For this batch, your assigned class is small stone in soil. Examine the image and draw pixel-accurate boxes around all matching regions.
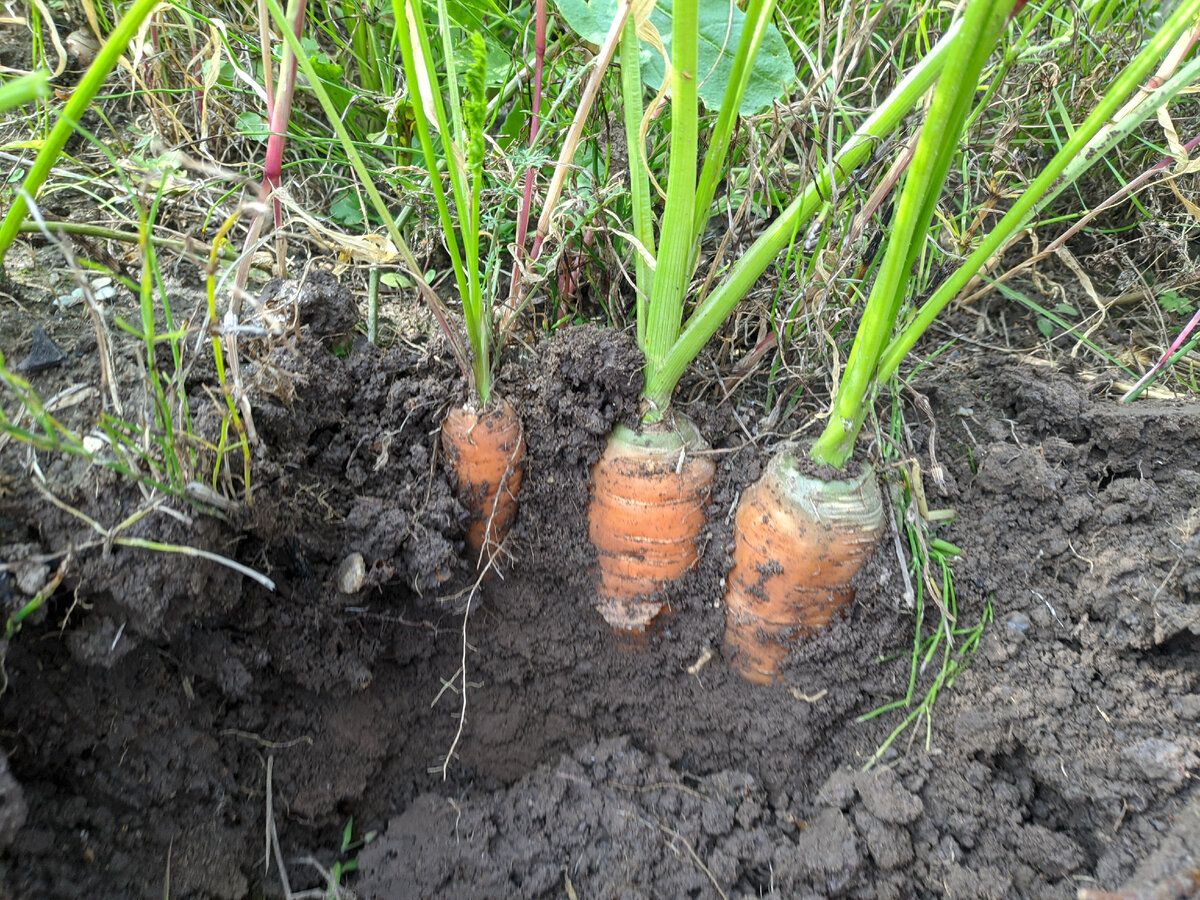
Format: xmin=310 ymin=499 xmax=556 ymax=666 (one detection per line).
xmin=16 ymin=325 xmax=66 ymax=373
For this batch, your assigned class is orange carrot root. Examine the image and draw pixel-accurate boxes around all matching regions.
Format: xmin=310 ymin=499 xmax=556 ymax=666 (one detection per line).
xmin=724 ymin=451 xmax=884 ymax=683
xmin=588 ymin=416 xmax=715 ymax=631
xmin=441 ymin=398 xmax=526 ymax=569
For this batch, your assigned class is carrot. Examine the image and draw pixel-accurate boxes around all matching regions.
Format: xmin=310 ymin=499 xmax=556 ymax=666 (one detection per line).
xmin=441 ymin=398 xmax=526 ymax=569
xmin=588 ymin=416 xmax=715 ymax=631
xmin=723 ymin=450 xmax=884 ymax=683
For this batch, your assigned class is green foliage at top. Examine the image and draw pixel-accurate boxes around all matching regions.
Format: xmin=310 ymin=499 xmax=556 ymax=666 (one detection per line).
xmin=464 ymin=33 xmax=489 ymax=173
xmin=0 ymin=72 xmax=49 ymax=112
xmin=444 ymin=0 xmax=512 ymax=32
xmin=554 ymin=0 xmax=794 ymax=114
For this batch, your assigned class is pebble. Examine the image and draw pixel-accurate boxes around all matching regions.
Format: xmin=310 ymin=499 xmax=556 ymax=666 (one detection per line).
xmin=1006 ymin=611 xmax=1031 ymax=636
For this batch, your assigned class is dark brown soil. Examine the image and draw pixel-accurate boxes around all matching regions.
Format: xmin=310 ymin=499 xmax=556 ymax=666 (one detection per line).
xmin=1 ymin=273 xmax=1197 ymax=899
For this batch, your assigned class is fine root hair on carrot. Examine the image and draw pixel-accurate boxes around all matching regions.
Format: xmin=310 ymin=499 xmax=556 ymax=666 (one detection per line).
xmin=441 ymin=398 xmax=526 ymax=571
xmin=588 ymin=413 xmax=715 ymax=632
xmin=723 ymin=449 xmax=885 ymax=684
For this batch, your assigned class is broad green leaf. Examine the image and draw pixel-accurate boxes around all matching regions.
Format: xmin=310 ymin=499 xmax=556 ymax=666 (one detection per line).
xmin=298 ymin=37 xmax=353 ymax=110
xmin=329 ymin=191 xmax=366 ymax=226
xmin=236 ymin=111 xmax=270 ymax=140
xmin=381 ymin=271 xmax=412 ymax=288
xmin=554 ymin=0 xmax=794 ymax=114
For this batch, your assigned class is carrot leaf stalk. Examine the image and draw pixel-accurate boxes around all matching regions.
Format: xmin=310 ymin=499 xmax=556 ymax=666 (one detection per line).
xmin=638 ymin=15 xmax=964 ymax=414
xmin=814 ymin=0 xmax=1200 ymax=465
xmin=808 ymin=0 xmax=1012 ymax=468
xmin=395 ymin=0 xmax=491 ymax=402
xmin=877 ymin=1 xmax=1200 ymax=391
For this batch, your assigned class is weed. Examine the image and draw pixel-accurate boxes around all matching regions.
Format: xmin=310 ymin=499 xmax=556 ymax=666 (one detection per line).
xmin=857 ymin=382 xmax=992 ymax=770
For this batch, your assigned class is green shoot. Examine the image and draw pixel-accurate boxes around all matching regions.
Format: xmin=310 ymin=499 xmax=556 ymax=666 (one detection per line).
xmin=206 ymin=213 xmax=255 ymax=498
xmin=638 ymin=17 xmax=965 ymax=413
xmin=875 ymin=0 xmax=1200 ymax=387
xmin=394 ymin=0 xmax=492 ymax=401
xmin=263 ymin=0 xmax=473 ymax=381
xmin=0 ymin=0 xmax=163 ymax=262
xmin=809 ymin=0 xmax=1013 ymax=467
xmin=622 ymin=0 xmax=789 ymax=419
xmin=266 ymin=0 xmax=614 ymax=406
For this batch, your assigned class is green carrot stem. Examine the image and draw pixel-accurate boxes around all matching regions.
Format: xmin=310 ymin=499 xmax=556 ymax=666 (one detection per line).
xmin=640 ymin=20 xmax=962 ymax=413
xmin=436 ymin=0 xmax=467 ymax=168
xmin=691 ymin=0 xmax=778 ymax=242
xmin=810 ymin=0 xmax=1012 ymax=467
xmin=641 ymin=0 xmax=699 ymax=418
xmin=875 ymin=0 xmax=1200 ymax=384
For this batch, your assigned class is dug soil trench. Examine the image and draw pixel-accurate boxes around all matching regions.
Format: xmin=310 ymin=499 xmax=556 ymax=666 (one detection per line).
xmin=1 ymin=275 xmax=1197 ymax=899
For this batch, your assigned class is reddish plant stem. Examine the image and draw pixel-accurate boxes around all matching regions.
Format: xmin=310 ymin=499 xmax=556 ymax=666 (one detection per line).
xmin=235 ymin=0 xmax=307 ymax=305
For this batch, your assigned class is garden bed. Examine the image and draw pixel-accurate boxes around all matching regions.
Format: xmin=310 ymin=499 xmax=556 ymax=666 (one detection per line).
xmin=1 ymin=274 xmax=1197 ymax=898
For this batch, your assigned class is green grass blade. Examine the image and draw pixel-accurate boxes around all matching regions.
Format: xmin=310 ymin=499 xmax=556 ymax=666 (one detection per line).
xmin=0 ymin=0 xmax=162 ymax=261
xmin=989 ymin=280 xmax=1135 ymax=374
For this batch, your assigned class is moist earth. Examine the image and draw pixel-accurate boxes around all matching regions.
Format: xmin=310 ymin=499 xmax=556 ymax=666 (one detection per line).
xmin=0 ymin=275 xmax=1197 ymax=898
